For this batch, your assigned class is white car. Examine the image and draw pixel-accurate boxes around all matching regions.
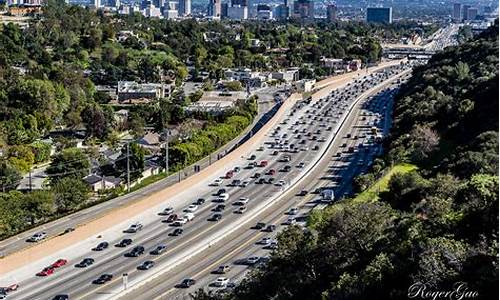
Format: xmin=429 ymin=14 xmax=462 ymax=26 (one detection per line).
xmin=212 ymin=179 xmax=224 ymax=186
xmin=172 ymin=219 xmax=187 ymax=226
xmin=27 ymin=232 xmax=47 ymax=242
xmin=246 ymin=256 xmax=260 ymax=265
xmin=257 ymin=237 xmax=272 ymax=245
xmin=240 ymin=181 xmax=249 ymax=187
xmin=124 ymin=223 xmax=143 ymax=233
xmin=183 ymin=213 xmax=195 ymax=222
xmin=283 ymin=218 xmax=296 ymax=225
xmin=185 ymin=204 xmax=198 ymax=212
xmin=288 ymin=208 xmax=299 ymax=215
xmin=219 ymin=193 xmax=229 ymax=201
xmin=275 ymin=180 xmax=286 ymax=186
xmin=213 ymin=277 xmax=229 ymax=287
xmin=236 ymin=197 xmax=249 ymax=205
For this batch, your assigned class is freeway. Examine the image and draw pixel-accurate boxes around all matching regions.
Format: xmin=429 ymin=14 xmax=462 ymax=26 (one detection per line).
xmin=119 ymin=71 xmax=412 ymax=300
xmin=0 ymin=89 xmax=278 ymax=258
xmin=0 ymin=62 xmax=412 ymax=300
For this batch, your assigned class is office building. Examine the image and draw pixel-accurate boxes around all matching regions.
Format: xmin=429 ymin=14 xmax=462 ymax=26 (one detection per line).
xmin=231 ymin=0 xmax=248 ymax=6
xmin=207 ymin=0 xmax=221 ymax=18
xmin=221 ymin=2 xmax=229 ymax=17
xmin=275 ymin=4 xmax=290 ymax=19
xmin=452 ymin=3 xmax=462 ymax=21
xmin=178 ymin=0 xmax=191 ymax=16
xmin=326 ymin=4 xmax=337 ymax=22
xmin=366 ymin=7 xmax=392 ymax=24
xmin=462 ymin=5 xmax=470 ymax=19
xmin=466 ymin=7 xmax=478 ymax=20
xmin=257 ymin=4 xmax=272 ymax=20
xmin=294 ymin=0 xmax=314 ymax=19
xmin=227 ymin=5 xmax=248 ymax=20
xmin=93 ymin=0 xmax=101 ymax=8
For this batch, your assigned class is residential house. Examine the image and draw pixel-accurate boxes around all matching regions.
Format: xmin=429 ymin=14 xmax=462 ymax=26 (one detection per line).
xmin=84 ymin=174 xmax=122 ymax=192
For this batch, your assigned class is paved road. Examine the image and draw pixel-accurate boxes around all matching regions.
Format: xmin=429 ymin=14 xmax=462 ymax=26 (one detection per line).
xmin=0 ymin=63 xmax=412 ymax=300
xmin=0 ymin=92 xmax=277 ymax=258
xmin=118 ymin=70 xmax=412 ymax=300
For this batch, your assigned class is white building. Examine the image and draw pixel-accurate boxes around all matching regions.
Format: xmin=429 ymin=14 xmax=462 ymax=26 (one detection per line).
xmin=272 ymin=69 xmax=299 ymax=82
xmin=178 ymin=0 xmax=191 ymax=16
xmin=117 ymin=81 xmax=171 ymax=102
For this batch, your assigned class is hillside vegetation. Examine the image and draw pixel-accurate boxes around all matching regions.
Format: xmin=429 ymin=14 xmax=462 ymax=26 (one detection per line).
xmin=195 ymin=22 xmax=499 ymax=300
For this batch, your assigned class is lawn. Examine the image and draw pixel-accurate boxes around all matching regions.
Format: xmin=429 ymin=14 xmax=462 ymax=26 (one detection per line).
xmin=352 ymin=163 xmax=418 ymax=203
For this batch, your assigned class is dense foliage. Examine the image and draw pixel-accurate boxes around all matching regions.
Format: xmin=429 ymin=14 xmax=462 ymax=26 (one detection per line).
xmin=196 ymin=23 xmax=499 ymax=300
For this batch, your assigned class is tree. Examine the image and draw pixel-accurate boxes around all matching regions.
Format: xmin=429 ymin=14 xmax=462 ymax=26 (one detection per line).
xmin=0 ymin=161 xmax=22 ymax=192
xmin=115 ymin=142 xmax=145 ymax=180
xmin=31 ymin=141 xmax=52 ymax=163
xmin=52 ymin=177 xmax=90 ymax=213
xmin=7 ymin=145 xmax=35 ymax=173
xmin=224 ymin=81 xmax=243 ymax=91
xmin=47 ymin=148 xmax=90 ymax=182
xmin=81 ymin=104 xmax=109 ymax=139
xmin=21 ymin=191 xmax=55 ymax=225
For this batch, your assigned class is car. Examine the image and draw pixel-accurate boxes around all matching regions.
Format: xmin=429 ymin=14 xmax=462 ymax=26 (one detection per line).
xmin=264 ymin=225 xmax=276 ymax=232
xmin=137 ymin=260 xmax=155 ymax=270
xmin=225 ymin=170 xmax=234 ymax=178
xmin=158 ymin=207 xmax=174 ymax=216
xmin=253 ymin=222 xmax=266 ymax=230
xmin=336 ymin=152 xmax=342 ymax=157
xmin=178 ymin=278 xmax=196 ymax=288
xmin=233 ymin=166 xmax=241 ymax=172
xmin=267 ymin=177 xmax=275 ymax=184
xmin=213 ymin=265 xmax=231 ymax=274
xmin=240 ymin=181 xmax=249 ymax=187
xmin=124 ymin=223 xmax=143 ymax=233
xmin=283 ymin=218 xmax=296 ymax=225
xmin=259 ymin=160 xmax=268 ymax=167
xmin=172 ymin=219 xmax=187 ymax=227
xmin=252 ymin=172 xmax=261 ymax=178
xmin=264 ymin=241 xmax=279 ymax=250
xmin=282 ymin=165 xmax=291 ymax=172
xmin=214 ymin=204 xmax=226 ymax=212
xmin=212 ymin=178 xmax=224 ymax=186
xmin=170 ymin=228 xmax=184 ymax=236
xmin=61 ymin=227 xmax=75 ymax=235
xmin=115 ymin=238 xmax=133 ymax=247
xmin=257 ymin=146 xmax=264 ymax=151
xmin=93 ymin=274 xmax=113 ymax=284
xmin=230 ymin=179 xmax=241 ymax=186
xmin=341 ymin=143 xmax=347 ymax=148
xmin=51 ymin=259 xmax=68 ymax=268
xmin=125 ymin=246 xmax=145 ymax=257
xmin=346 ymin=133 xmax=351 ymax=138
xmin=93 ymin=241 xmax=109 ymax=251
xmin=249 ymin=154 xmax=256 ymax=160
xmin=52 ymin=295 xmax=69 ymax=300
xmin=185 ymin=204 xmax=198 ymax=212
xmin=297 ymin=162 xmax=306 ymax=168
xmin=297 ymin=190 xmax=308 ymax=196
xmin=195 ymin=198 xmax=206 ymax=205
xmin=234 ymin=197 xmax=249 ymax=205
xmin=257 ymin=178 xmax=266 ymax=184
xmin=183 ymin=213 xmax=195 ymax=222
xmin=348 ymin=147 xmax=355 ymax=153
xmin=0 ymin=284 xmax=18 ymax=296
xmin=216 ymin=188 xmax=226 ymax=196
xmin=209 ymin=213 xmax=223 ymax=222
xmin=27 ymin=232 xmax=46 ymax=242
xmin=75 ymin=258 xmax=95 ymax=268
xmin=212 ymin=277 xmax=229 ymax=287
xmin=272 ymin=150 xmax=279 ymax=156
xmin=276 ymin=180 xmax=286 ymax=186
xmin=150 ymin=245 xmax=167 ymax=255
xmin=164 ymin=214 xmax=178 ymax=223
xmin=245 ymin=256 xmax=260 ymax=265
xmin=288 ymin=208 xmax=299 ymax=215
xmin=267 ymin=169 xmax=276 ymax=176
xmin=36 ymin=266 xmax=55 ymax=276
xmin=257 ymin=237 xmax=272 ymax=245
xmin=312 ymin=145 xmax=319 ymax=151
xmin=234 ymin=206 xmax=247 ymax=214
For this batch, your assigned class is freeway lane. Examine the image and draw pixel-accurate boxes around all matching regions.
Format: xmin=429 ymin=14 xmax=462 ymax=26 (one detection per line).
xmin=2 ymin=63 xmax=412 ymax=300
xmin=121 ymin=68 xmax=411 ymax=300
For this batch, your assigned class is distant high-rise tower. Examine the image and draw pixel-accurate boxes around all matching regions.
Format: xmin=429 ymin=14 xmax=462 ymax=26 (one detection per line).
xmin=366 ymin=7 xmax=392 ymax=24
xmin=94 ymin=0 xmax=101 ymax=8
xmin=208 ymin=0 xmax=221 ymax=18
xmin=326 ymin=4 xmax=337 ymax=22
xmin=294 ymin=0 xmax=314 ymax=19
xmin=179 ymin=0 xmax=191 ymax=16
xmin=452 ymin=3 xmax=462 ymax=21
xmin=462 ymin=5 xmax=470 ymax=20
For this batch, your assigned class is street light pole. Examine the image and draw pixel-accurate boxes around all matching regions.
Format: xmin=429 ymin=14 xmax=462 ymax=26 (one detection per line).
xmin=165 ymin=130 xmax=169 ymax=174
xmin=126 ymin=142 xmax=130 ymax=192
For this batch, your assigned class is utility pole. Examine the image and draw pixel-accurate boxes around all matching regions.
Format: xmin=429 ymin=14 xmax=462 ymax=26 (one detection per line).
xmin=165 ymin=130 xmax=169 ymax=174
xmin=28 ymin=169 xmax=32 ymax=192
xmin=126 ymin=142 xmax=130 ymax=192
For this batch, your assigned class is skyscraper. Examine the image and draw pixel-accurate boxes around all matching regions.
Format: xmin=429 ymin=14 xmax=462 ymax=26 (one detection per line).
xmin=466 ymin=7 xmax=478 ymax=20
xmin=179 ymin=0 xmax=191 ymax=16
xmin=207 ymin=0 xmax=221 ymax=18
xmin=326 ymin=4 xmax=337 ymax=22
xmin=462 ymin=5 xmax=470 ymax=20
xmin=452 ymin=3 xmax=462 ymax=21
xmin=366 ymin=7 xmax=392 ymax=24
xmin=294 ymin=0 xmax=314 ymax=19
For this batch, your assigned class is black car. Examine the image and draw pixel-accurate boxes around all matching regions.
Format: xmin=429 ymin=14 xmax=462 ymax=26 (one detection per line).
xmin=264 ymin=225 xmax=276 ymax=232
xmin=214 ymin=204 xmax=226 ymax=212
xmin=93 ymin=274 xmax=113 ymax=284
xmin=92 ymin=241 xmax=109 ymax=251
xmin=272 ymin=151 xmax=279 ymax=156
xmin=297 ymin=190 xmax=308 ymax=196
xmin=216 ymin=188 xmax=226 ymax=196
xmin=209 ymin=213 xmax=222 ymax=222
xmin=257 ymin=178 xmax=266 ymax=184
xmin=52 ymin=295 xmax=69 ymax=300
xmin=115 ymin=238 xmax=133 ymax=248
xmin=253 ymin=222 xmax=266 ymax=230
xmin=75 ymin=258 xmax=95 ymax=268
xmin=312 ymin=145 xmax=319 ymax=150
xmin=249 ymin=154 xmax=256 ymax=160
xmin=178 ymin=278 xmax=196 ymax=288
xmin=125 ymin=246 xmax=145 ymax=257
xmin=150 ymin=245 xmax=167 ymax=255
xmin=137 ymin=260 xmax=155 ymax=270
xmin=171 ymin=228 xmax=183 ymax=236
xmin=195 ymin=198 xmax=206 ymax=205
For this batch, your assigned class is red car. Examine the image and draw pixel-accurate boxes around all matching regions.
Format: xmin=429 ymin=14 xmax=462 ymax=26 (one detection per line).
xmin=267 ymin=169 xmax=276 ymax=176
xmin=260 ymin=160 xmax=268 ymax=167
xmin=225 ymin=171 xmax=234 ymax=179
xmin=51 ymin=259 xmax=68 ymax=268
xmin=37 ymin=266 xmax=55 ymax=276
